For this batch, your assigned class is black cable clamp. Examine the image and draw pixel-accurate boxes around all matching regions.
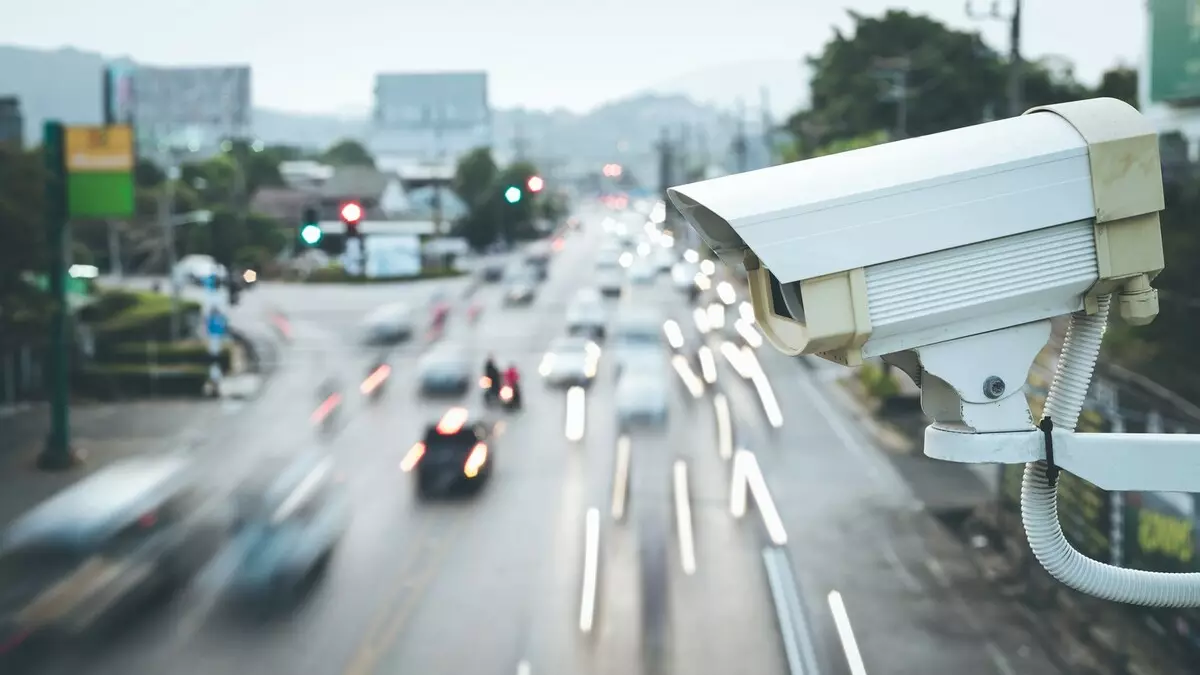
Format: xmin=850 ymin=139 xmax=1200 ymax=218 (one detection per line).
xmin=1038 ymin=416 xmax=1059 ymax=488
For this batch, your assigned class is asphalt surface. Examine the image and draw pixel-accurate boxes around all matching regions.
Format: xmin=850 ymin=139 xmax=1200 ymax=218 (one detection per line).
xmin=20 ymin=206 xmax=1068 ymax=675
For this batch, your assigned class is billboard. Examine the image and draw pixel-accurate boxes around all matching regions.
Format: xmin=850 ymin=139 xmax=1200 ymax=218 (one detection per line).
xmin=1149 ymin=0 xmax=1200 ymax=104
xmin=371 ymin=72 xmax=492 ymax=162
xmin=131 ymin=65 xmax=252 ymax=138
xmin=364 ymin=235 xmax=422 ymax=278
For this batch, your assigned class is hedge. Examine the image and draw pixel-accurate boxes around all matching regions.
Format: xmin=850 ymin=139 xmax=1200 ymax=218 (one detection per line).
xmin=303 ymin=266 xmax=465 ymax=284
xmin=78 ymin=289 xmax=143 ymax=322
xmin=92 ymin=292 xmax=202 ymax=342
xmin=76 ymin=363 xmax=211 ymax=400
xmin=102 ymin=339 xmax=232 ymax=371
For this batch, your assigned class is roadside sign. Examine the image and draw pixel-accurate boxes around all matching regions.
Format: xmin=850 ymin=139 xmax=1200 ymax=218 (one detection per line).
xmin=206 ymin=310 xmax=227 ymax=337
xmin=65 ymin=124 xmax=135 ymax=219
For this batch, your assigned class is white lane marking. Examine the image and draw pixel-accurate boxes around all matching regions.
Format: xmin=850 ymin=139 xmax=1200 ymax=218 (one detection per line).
xmin=880 ymin=538 xmax=925 ymax=594
xmin=791 ymin=367 xmax=903 ymax=496
xmin=984 ymin=642 xmax=1017 ymax=675
xmin=611 ymin=436 xmax=632 ymax=521
xmin=730 ymin=449 xmax=750 ymax=518
xmin=579 ymin=507 xmax=600 ymax=633
xmin=737 ymin=449 xmax=788 ymax=545
xmin=827 ymin=591 xmax=868 ymax=675
xmin=762 ymin=547 xmax=822 ymax=675
xmin=671 ymin=354 xmax=705 ymax=399
xmin=743 ymin=350 xmax=783 ymax=428
xmin=565 ymin=386 xmax=586 ymax=441
xmin=673 ymin=460 xmax=697 ymax=575
xmin=713 ymin=393 xmax=733 ymax=460
xmin=698 ymin=345 xmax=718 ymax=384
xmin=516 ymin=659 xmax=532 ymax=675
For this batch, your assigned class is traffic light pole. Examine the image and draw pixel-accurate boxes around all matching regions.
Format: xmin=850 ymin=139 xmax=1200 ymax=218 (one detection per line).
xmin=39 ymin=121 xmax=76 ymax=470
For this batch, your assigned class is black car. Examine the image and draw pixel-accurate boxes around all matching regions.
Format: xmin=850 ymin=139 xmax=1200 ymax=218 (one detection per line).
xmin=407 ymin=408 xmax=495 ymax=498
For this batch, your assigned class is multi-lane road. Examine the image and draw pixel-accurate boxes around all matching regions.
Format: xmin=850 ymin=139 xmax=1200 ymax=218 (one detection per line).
xmin=27 ymin=207 xmax=1068 ymax=675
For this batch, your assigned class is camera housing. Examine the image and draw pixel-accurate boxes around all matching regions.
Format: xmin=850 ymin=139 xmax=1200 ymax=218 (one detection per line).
xmin=667 ymin=98 xmax=1166 ymax=368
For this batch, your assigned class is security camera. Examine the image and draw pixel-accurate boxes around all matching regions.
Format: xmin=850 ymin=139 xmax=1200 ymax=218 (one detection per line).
xmin=673 ymin=100 xmax=1200 ymax=609
xmin=668 ymin=97 xmax=1164 ymax=373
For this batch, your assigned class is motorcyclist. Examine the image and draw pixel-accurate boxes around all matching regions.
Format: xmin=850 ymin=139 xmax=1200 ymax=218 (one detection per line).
xmin=503 ymin=363 xmax=522 ymax=407
xmin=483 ymin=354 xmax=502 ymax=401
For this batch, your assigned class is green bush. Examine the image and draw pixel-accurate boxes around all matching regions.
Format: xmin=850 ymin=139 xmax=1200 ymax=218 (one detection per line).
xmin=102 ymin=339 xmax=232 ymax=371
xmin=92 ymin=292 xmax=201 ymax=342
xmin=858 ymin=362 xmax=900 ymax=399
xmin=75 ymin=363 xmax=211 ymax=400
xmin=78 ymin=289 xmax=142 ymax=322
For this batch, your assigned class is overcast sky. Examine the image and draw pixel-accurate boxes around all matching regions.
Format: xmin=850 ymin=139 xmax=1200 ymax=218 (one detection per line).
xmin=0 ymin=0 xmax=1144 ymax=114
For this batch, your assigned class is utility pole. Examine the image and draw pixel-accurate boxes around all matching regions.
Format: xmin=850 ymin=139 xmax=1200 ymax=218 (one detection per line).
xmin=430 ymin=104 xmax=446 ymax=236
xmin=160 ymin=144 xmax=182 ymax=341
xmin=760 ymin=86 xmax=775 ymax=166
xmin=967 ymin=0 xmax=1023 ymax=117
xmin=39 ymin=120 xmax=74 ymax=469
xmin=101 ymin=71 xmax=122 ymax=279
xmin=732 ymin=100 xmax=749 ymax=173
xmin=873 ymin=57 xmax=911 ymax=140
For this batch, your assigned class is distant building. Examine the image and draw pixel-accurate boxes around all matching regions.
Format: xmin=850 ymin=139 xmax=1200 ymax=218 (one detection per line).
xmin=0 ymin=97 xmax=23 ymax=148
xmin=370 ymin=72 xmax=492 ymax=165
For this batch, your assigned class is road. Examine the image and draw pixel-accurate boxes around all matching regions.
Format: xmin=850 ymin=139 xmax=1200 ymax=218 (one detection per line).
xmin=25 ymin=205 xmax=1067 ymax=675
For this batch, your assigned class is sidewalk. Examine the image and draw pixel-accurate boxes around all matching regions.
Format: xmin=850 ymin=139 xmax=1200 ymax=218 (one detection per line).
xmin=0 ymin=400 xmax=226 ymax=529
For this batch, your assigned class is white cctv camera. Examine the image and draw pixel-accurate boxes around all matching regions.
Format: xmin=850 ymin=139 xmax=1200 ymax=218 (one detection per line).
xmin=669 ymin=98 xmax=1165 ymax=432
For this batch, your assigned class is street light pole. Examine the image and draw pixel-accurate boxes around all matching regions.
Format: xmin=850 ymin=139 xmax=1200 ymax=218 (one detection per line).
xmin=162 ymin=158 xmax=182 ymax=341
xmin=967 ymin=0 xmax=1023 ymax=118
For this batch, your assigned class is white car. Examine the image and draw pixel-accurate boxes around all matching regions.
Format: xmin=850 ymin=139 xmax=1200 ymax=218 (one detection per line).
xmin=671 ymin=262 xmax=700 ymax=293
xmin=539 ymin=337 xmax=601 ymax=388
xmin=597 ymin=269 xmax=624 ymax=298
xmin=627 ymin=262 xmax=657 ymax=287
xmin=362 ymin=303 xmax=415 ymax=345
xmin=566 ymin=299 xmax=608 ymax=339
xmin=610 ymin=312 xmax=663 ymax=377
xmin=615 ymin=375 xmax=669 ymax=431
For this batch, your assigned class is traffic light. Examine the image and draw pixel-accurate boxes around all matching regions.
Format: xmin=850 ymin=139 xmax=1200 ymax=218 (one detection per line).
xmin=526 ymin=175 xmax=544 ymax=193
xmin=340 ymin=201 xmax=363 ymax=237
xmin=602 ymin=163 xmax=623 ymax=178
xmin=300 ymin=206 xmax=322 ymax=246
xmin=504 ymin=187 xmax=522 ymax=204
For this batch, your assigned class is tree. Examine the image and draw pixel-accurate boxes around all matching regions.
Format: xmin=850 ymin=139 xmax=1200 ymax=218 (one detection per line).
xmin=787 ymin=10 xmax=1093 ymax=157
xmin=1094 ymin=65 xmax=1138 ymax=109
xmin=452 ymin=148 xmax=501 ymax=250
xmin=0 ymin=145 xmax=47 ymax=287
xmin=321 ymin=139 xmax=375 ymax=168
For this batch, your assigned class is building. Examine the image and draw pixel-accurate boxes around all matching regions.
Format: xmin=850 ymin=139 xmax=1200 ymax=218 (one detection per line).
xmin=370 ymin=72 xmax=492 ymax=164
xmin=0 ymin=97 xmax=23 ymax=148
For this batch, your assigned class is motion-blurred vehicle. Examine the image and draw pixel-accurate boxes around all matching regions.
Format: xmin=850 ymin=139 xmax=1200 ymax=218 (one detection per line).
xmin=312 ymin=380 xmax=343 ymax=436
xmin=480 ymin=261 xmax=506 ymax=282
xmin=596 ymin=268 xmax=624 ymax=298
xmin=598 ymin=242 xmax=624 ymax=268
xmin=539 ymin=337 xmax=601 ymax=388
xmin=224 ymin=452 xmax=349 ymax=603
xmin=360 ymin=360 xmax=391 ymax=401
xmin=0 ymin=456 xmax=212 ymax=658
xmin=627 ymin=261 xmax=657 ymax=287
xmin=671 ymin=261 xmax=700 ymax=292
xmin=523 ymin=260 xmax=549 ymax=283
xmin=653 ymin=246 xmax=676 ymax=273
xmin=361 ymin=303 xmax=415 ymax=345
xmin=174 ymin=254 xmax=226 ymax=288
xmin=405 ymin=408 xmax=495 ymax=498
xmin=615 ymin=375 xmax=669 ymax=431
xmin=503 ymin=269 xmax=538 ymax=305
xmin=566 ymin=297 xmax=608 ymax=339
xmin=418 ymin=347 xmax=472 ymax=396
xmin=610 ymin=310 xmax=665 ymax=377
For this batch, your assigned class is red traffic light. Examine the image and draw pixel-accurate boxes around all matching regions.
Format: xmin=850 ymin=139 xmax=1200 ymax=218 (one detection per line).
xmin=602 ymin=163 xmax=623 ymax=178
xmin=339 ymin=201 xmax=363 ymax=224
xmin=527 ymin=175 xmax=544 ymax=193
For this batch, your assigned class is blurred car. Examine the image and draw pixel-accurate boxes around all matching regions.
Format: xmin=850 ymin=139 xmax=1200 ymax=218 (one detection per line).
xmin=566 ymin=298 xmax=608 ymax=339
xmin=611 ymin=310 xmax=664 ymax=377
xmin=574 ymin=287 xmax=603 ymax=305
xmin=596 ymin=268 xmax=624 ymax=298
xmin=615 ymin=375 xmax=669 ymax=431
xmin=405 ymin=408 xmax=495 ymax=498
xmin=225 ymin=451 xmax=349 ymax=602
xmin=418 ymin=347 xmax=472 ymax=396
xmin=174 ymin=254 xmax=227 ymax=288
xmin=539 ymin=337 xmax=601 ymax=388
xmin=597 ymin=243 xmax=624 ymax=268
xmin=627 ymin=261 xmax=657 ymax=287
xmin=0 ymin=456 xmax=212 ymax=658
xmin=362 ymin=303 xmax=415 ymax=345
xmin=671 ymin=261 xmax=700 ymax=293
xmin=653 ymin=246 xmax=676 ymax=273
xmin=523 ymin=259 xmax=549 ymax=282
xmin=480 ymin=261 xmax=506 ymax=282
xmin=503 ymin=269 xmax=539 ymax=305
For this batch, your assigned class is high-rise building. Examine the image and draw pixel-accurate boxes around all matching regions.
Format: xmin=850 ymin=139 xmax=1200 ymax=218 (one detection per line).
xmin=0 ymin=97 xmax=23 ymax=148
xmin=370 ymin=72 xmax=492 ymax=167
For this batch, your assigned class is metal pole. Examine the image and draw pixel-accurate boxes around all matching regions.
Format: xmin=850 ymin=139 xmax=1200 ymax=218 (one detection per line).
xmin=39 ymin=120 xmax=74 ymax=469
xmin=432 ymin=106 xmax=445 ymax=236
xmin=107 ymin=220 xmax=123 ymax=278
xmin=163 ymin=160 xmax=181 ymax=340
xmin=1008 ymin=0 xmax=1024 ymax=118
xmin=896 ymin=68 xmax=909 ymax=139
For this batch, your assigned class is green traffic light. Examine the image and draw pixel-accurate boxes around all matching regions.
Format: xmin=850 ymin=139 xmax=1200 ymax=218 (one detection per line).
xmin=504 ymin=186 xmax=522 ymax=204
xmin=300 ymin=223 xmax=323 ymax=245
